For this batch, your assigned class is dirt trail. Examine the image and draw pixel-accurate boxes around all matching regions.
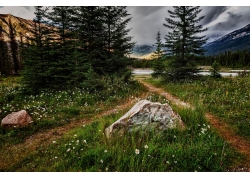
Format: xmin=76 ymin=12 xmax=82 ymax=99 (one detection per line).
xmin=1 ymin=78 xmax=250 ymax=171
xmin=0 ymin=92 xmax=148 ymax=170
xmin=139 ymin=78 xmax=250 ymax=171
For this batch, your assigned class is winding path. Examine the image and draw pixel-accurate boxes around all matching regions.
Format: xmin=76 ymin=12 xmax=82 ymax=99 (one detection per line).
xmin=138 ymin=78 xmax=250 ymax=171
xmin=1 ymin=78 xmax=250 ymax=171
xmin=0 ymin=92 xmax=148 ymax=171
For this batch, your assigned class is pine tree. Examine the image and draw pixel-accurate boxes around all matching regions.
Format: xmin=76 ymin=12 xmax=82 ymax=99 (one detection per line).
xmin=164 ymin=6 xmax=208 ymax=80
xmin=210 ymin=60 xmax=221 ymax=78
xmin=21 ymin=6 xmax=51 ymax=93
xmin=72 ymin=6 xmax=105 ymax=74
xmin=44 ymin=6 xmax=85 ymax=89
xmin=8 ymin=17 xmax=20 ymax=74
xmin=0 ymin=24 xmax=11 ymax=75
xmin=101 ymin=6 xmax=135 ymax=75
xmin=73 ymin=6 xmax=134 ymax=76
xmin=151 ymin=30 xmax=166 ymax=78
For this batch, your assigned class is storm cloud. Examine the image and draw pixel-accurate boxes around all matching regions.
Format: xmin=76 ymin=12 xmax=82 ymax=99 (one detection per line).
xmin=1 ymin=6 xmax=250 ymax=45
xmin=127 ymin=6 xmax=250 ymax=45
xmin=0 ymin=6 xmax=35 ymax=20
xmin=201 ymin=6 xmax=229 ymax=25
xmin=127 ymin=6 xmax=172 ymax=45
xmin=212 ymin=12 xmax=243 ymax=31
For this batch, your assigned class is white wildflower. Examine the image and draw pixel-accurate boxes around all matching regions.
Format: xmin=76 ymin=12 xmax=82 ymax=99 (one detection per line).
xmin=135 ymin=149 xmax=140 ymax=154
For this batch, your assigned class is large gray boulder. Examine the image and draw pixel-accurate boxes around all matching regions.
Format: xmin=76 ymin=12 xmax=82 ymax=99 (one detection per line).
xmin=1 ymin=110 xmax=33 ymax=129
xmin=105 ymin=100 xmax=184 ymax=138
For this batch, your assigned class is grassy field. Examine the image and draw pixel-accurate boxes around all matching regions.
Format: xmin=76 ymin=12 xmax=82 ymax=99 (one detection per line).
xmin=147 ymin=75 xmax=250 ymax=140
xmin=0 ymin=75 xmax=245 ymax=171
xmin=0 ymin=75 xmax=145 ymax=147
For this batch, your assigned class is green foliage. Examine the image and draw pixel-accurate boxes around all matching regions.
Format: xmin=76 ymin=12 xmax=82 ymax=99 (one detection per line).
xmin=202 ymin=48 xmax=250 ymax=68
xmin=210 ymin=60 xmax=221 ymax=78
xmin=164 ymin=6 xmax=208 ymax=80
xmin=132 ymin=59 xmax=156 ymax=68
xmin=19 ymin=6 xmax=134 ymax=93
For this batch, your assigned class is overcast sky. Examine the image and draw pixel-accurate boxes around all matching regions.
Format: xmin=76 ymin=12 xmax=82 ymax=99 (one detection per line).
xmin=1 ymin=4 xmax=250 ymax=45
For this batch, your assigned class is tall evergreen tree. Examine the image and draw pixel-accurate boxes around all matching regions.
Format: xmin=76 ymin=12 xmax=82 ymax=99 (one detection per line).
xmin=72 ymin=6 xmax=104 ymax=74
xmin=21 ymin=6 xmax=51 ymax=93
xmin=164 ymin=6 xmax=208 ymax=79
xmin=44 ymin=6 xmax=88 ymax=88
xmin=151 ymin=30 xmax=166 ymax=78
xmin=0 ymin=24 xmax=11 ymax=75
xmin=8 ymin=17 xmax=20 ymax=74
xmin=101 ymin=6 xmax=135 ymax=74
xmin=73 ymin=6 xmax=134 ymax=75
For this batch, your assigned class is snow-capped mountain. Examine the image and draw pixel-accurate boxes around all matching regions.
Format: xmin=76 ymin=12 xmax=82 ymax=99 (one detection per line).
xmin=204 ymin=23 xmax=250 ymax=55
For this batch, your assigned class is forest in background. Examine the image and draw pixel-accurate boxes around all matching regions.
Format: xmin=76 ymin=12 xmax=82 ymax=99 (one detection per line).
xmin=0 ymin=6 xmax=134 ymax=93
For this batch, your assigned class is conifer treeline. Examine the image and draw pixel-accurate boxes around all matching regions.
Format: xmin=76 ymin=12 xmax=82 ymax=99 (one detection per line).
xmin=17 ymin=6 xmax=134 ymax=93
xmin=201 ymin=48 xmax=250 ymax=67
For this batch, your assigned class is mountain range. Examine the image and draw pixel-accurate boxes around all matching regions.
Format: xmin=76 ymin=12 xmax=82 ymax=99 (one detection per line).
xmin=132 ymin=23 xmax=250 ymax=58
xmin=204 ymin=23 xmax=250 ymax=55
xmin=130 ymin=45 xmax=156 ymax=59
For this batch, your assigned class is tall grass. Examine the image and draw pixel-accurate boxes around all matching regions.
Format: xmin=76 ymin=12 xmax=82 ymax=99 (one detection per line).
xmin=147 ymin=75 xmax=250 ymax=140
xmin=0 ymin=76 xmax=145 ymax=147
xmin=1 ymin=93 xmax=239 ymax=172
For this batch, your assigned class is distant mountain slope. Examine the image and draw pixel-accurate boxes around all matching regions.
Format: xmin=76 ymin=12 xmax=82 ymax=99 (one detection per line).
xmin=0 ymin=13 xmax=58 ymax=43
xmin=131 ymin=45 xmax=156 ymax=59
xmin=132 ymin=45 xmax=155 ymax=56
xmin=204 ymin=23 xmax=250 ymax=56
xmin=131 ymin=44 xmax=168 ymax=59
xmin=0 ymin=13 xmax=34 ymax=42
